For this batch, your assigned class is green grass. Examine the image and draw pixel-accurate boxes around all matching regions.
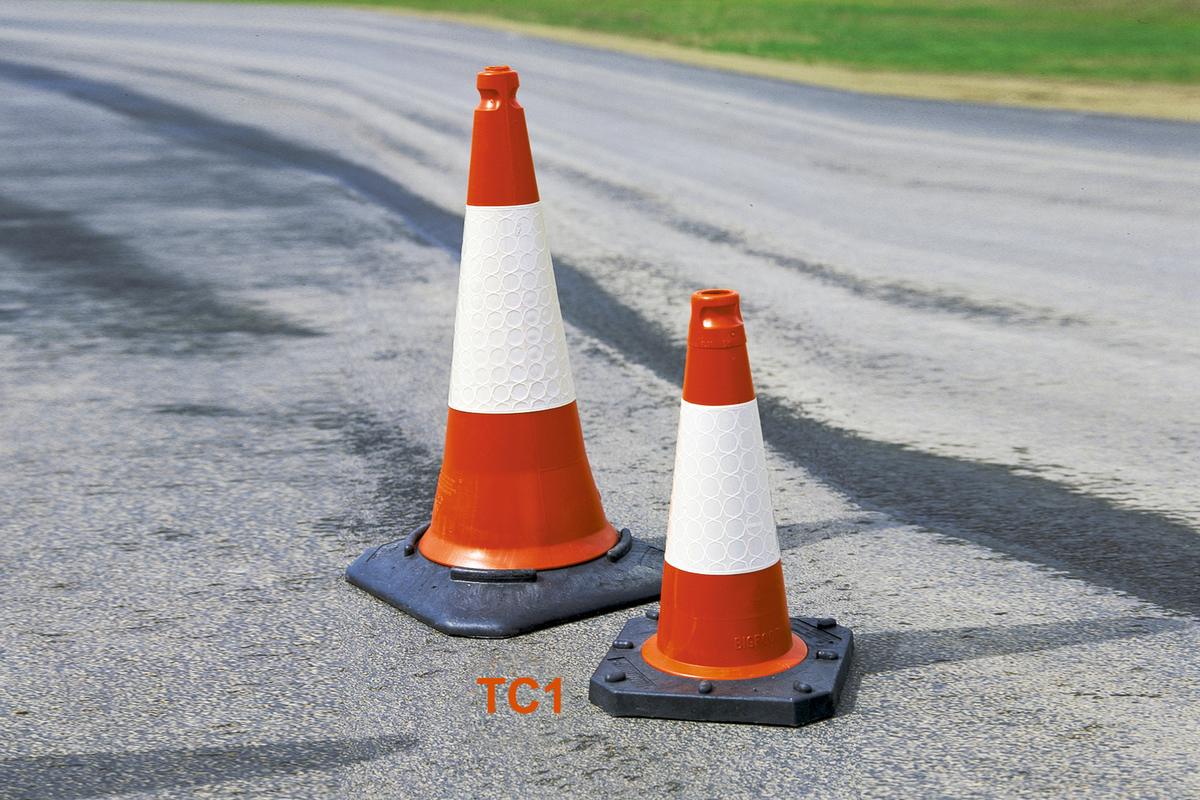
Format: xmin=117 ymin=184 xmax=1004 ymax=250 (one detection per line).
xmin=309 ymin=0 xmax=1200 ymax=84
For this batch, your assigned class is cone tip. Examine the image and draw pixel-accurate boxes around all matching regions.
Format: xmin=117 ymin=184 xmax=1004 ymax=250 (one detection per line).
xmin=694 ymin=288 xmax=738 ymax=303
xmin=478 ymin=65 xmax=519 ymax=91
xmin=688 ymin=288 xmax=747 ymax=349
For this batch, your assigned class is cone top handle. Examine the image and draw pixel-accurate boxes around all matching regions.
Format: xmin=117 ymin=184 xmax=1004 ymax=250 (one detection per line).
xmin=688 ymin=289 xmax=747 ymax=349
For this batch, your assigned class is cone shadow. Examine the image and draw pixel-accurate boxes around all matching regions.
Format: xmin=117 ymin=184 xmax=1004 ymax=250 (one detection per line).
xmin=836 ymin=615 xmax=1190 ymax=712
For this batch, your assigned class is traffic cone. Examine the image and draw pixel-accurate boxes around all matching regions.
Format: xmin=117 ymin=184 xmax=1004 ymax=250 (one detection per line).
xmin=346 ymin=66 xmax=663 ymax=638
xmin=590 ymin=289 xmax=853 ymax=725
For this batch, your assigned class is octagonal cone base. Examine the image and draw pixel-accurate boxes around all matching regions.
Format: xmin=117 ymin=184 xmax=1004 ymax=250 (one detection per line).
xmin=346 ymin=524 xmax=664 ymax=638
xmin=589 ymin=612 xmax=853 ymax=726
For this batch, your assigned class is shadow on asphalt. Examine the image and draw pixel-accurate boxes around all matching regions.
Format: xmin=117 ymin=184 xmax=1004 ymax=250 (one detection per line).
xmin=0 ymin=736 xmax=415 ymax=800
xmin=836 ymin=615 xmax=1191 ymax=714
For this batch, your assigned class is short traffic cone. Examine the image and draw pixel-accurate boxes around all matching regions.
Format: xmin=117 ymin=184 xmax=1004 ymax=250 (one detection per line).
xmin=346 ymin=66 xmax=663 ymax=638
xmin=590 ymin=289 xmax=853 ymax=725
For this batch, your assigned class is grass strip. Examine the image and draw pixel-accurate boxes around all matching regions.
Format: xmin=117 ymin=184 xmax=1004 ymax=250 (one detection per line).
xmin=300 ymin=0 xmax=1200 ymax=85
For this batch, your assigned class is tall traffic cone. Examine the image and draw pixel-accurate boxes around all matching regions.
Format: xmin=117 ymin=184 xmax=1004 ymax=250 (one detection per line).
xmin=346 ymin=66 xmax=663 ymax=638
xmin=590 ymin=289 xmax=853 ymax=725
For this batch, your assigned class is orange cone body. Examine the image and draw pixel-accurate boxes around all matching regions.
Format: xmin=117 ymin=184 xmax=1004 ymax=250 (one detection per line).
xmin=419 ymin=66 xmax=619 ymax=571
xmin=641 ymin=289 xmax=808 ymax=679
xmin=346 ymin=66 xmax=662 ymax=638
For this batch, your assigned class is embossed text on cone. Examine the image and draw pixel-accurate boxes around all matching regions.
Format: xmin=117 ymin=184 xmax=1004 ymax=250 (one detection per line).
xmin=346 ymin=66 xmax=662 ymax=638
xmin=590 ymin=289 xmax=853 ymax=725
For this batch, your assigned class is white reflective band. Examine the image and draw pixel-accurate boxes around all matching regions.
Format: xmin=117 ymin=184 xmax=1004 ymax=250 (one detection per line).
xmin=665 ymin=398 xmax=780 ymax=575
xmin=448 ymin=202 xmax=576 ymax=414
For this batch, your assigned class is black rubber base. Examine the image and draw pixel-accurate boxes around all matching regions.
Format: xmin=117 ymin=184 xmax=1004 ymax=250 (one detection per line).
xmin=346 ymin=524 xmax=664 ymax=638
xmin=589 ymin=612 xmax=853 ymax=726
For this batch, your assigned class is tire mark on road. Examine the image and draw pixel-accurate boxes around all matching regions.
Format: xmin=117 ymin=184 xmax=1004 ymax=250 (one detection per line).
xmin=544 ymin=164 xmax=1088 ymax=327
xmin=0 ymin=193 xmax=319 ymax=343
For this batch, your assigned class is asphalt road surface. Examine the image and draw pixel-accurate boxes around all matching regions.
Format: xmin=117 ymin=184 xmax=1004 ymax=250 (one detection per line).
xmin=2 ymin=2 xmax=1199 ymax=798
